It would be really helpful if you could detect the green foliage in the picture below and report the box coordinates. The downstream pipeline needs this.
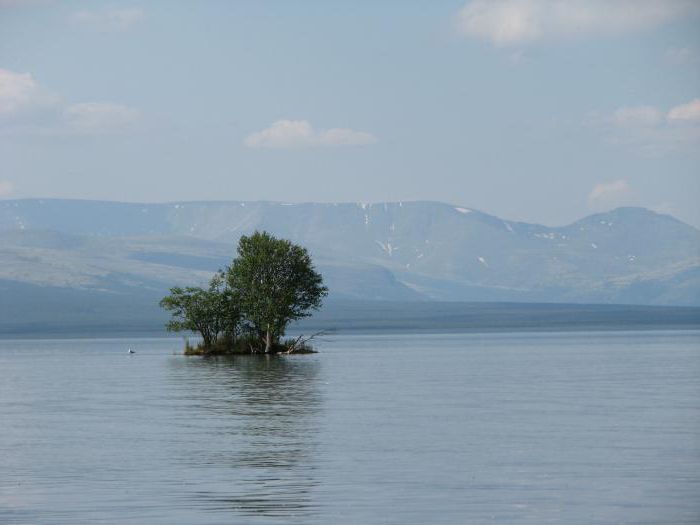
[227,231,328,352]
[159,271,240,347]
[160,231,327,355]
[208,271,242,340]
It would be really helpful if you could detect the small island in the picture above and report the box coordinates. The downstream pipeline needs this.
[160,231,328,355]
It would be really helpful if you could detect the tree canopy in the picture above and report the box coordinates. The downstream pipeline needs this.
[159,271,240,348]
[227,231,328,352]
[160,231,327,354]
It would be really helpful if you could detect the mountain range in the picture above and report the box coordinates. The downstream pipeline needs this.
[1,199,699,332]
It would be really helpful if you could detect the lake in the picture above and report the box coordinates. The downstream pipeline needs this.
[1,330,699,524]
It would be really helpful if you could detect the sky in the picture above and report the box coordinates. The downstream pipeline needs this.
[1,0,699,227]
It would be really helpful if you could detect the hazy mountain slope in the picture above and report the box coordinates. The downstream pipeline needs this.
[0,199,698,306]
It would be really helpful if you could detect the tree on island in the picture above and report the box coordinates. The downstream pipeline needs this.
[160,231,327,354]
[227,231,328,353]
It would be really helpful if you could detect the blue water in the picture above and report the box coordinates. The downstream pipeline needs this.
[1,330,699,524]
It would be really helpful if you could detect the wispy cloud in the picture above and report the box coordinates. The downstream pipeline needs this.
[64,103,141,133]
[595,98,700,156]
[588,179,630,210]
[0,67,140,135]
[665,47,698,66]
[72,7,144,32]
[651,201,678,217]
[244,120,377,149]
[611,106,663,128]
[456,0,698,46]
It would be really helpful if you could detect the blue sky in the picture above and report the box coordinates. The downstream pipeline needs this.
[1,0,699,226]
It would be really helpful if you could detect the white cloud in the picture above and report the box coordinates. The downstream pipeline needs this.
[244,120,377,149]
[0,180,14,197]
[72,7,144,32]
[0,68,140,135]
[668,99,700,122]
[588,179,630,210]
[316,127,377,147]
[244,120,314,149]
[64,102,140,133]
[601,98,700,156]
[456,0,698,46]
[0,68,57,116]
[611,106,663,128]
[0,69,38,114]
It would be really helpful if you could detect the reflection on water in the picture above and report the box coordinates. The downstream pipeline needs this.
[168,355,322,519]
[2,332,699,524]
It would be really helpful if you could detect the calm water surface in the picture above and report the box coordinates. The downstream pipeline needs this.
[1,331,699,524]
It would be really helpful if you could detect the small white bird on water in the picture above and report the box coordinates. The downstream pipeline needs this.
[128,348,135,354]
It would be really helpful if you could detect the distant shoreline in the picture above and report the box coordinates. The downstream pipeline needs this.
[2,300,699,340]
[2,326,700,341]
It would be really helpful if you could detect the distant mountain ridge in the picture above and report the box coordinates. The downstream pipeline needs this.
[1,199,699,309]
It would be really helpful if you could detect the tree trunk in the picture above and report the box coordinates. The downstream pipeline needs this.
[264,326,272,353]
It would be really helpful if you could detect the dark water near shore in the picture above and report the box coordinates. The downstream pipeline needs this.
[1,330,699,524]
